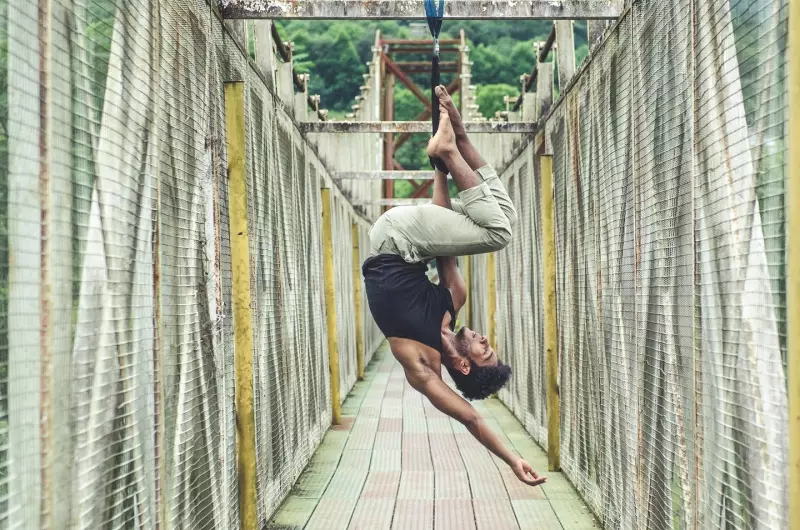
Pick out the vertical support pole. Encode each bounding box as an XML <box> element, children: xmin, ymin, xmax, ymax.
<box><xmin>225</xmin><ymin>82</ymin><xmax>258</xmax><ymax>530</ymax></box>
<box><xmin>321</xmin><ymin>188</ymin><xmax>342</xmax><ymax>424</ymax></box>
<box><xmin>554</xmin><ymin>20</ymin><xmax>576</xmax><ymax>91</ymax></box>
<box><xmin>487</xmin><ymin>252</ymin><xmax>497</xmax><ymax>348</ymax></box>
<box><xmin>253</xmin><ymin>20</ymin><xmax>275</xmax><ymax>87</ymax></box>
<box><xmin>522</xmin><ymin>72</ymin><xmax>538</xmax><ymax>122</ymax></box>
<box><xmin>540</xmin><ymin>154</ymin><xmax>560</xmax><ymax>472</ymax></box>
<box><xmin>294</xmin><ymin>74</ymin><xmax>309</xmax><ymax>121</ymax></box>
<box><xmin>537</xmin><ymin>59</ymin><xmax>554</xmax><ymax>120</ymax></box>
<box><xmin>383</xmin><ymin>70</ymin><xmax>395</xmax><ymax>202</ymax></box>
<box><xmin>463</xmin><ymin>256</ymin><xmax>471</xmax><ymax>329</ymax></box>
<box><xmin>225</xmin><ymin>20</ymin><xmax>248</xmax><ymax>52</ymax></box>
<box><xmin>588</xmin><ymin>20</ymin><xmax>607</xmax><ymax>47</ymax></box>
<box><xmin>277</xmin><ymin>61</ymin><xmax>295</xmax><ymax>112</ymax></box>
<box><xmin>352</xmin><ymin>223</ymin><xmax>365</xmax><ymax>380</ymax></box>
<box><xmin>789</xmin><ymin>0</ymin><xmax>799</xmax><ymax>526</ymax></box>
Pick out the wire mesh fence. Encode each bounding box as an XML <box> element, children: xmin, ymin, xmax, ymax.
<box><xmin>0</xmin><ymin>1</ymin><xmax>380</xmax><ymax>528</ymax></box>
<box><xmin>477</xmin><ymin>0</ymin><xmax>790</xmax><ymax>528</ymax></box>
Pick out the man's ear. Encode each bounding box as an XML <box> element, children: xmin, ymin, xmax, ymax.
<box><xmin>458</xmin><ymin>359</ymin><xmax>471</xmax><ymax>376</ymax></box>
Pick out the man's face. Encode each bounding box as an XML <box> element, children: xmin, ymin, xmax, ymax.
<box><xmin>457</xmin><ymin>327</ymin><xmax>498</xmax><ymax>367</ymax></box>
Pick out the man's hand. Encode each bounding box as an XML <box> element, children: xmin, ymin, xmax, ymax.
<box><xmin>511</xmin><ymin>458</ymin><xmax>547</xmax><ymax>487</ymax></box>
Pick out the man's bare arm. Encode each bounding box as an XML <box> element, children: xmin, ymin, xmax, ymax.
<box><xmin>405</xmin><ymin>365</ymin><xmax>545</xmax><ymax>486</ymax></box>
<box><xmin>431</xmin><ymin>169</ymin><xmax>467</xmax><ymax>311</ymax></box>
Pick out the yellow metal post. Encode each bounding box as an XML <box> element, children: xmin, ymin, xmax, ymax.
<box><xmin>487</xmin><ymin>253</ymin><xmax>496</xmax><ymax>347</ymax></box>
<box><xmin>322</xmin><ymin>188</ymin><xmax>342</xmax><ymax>424</ymax></box>
<box><xmin>352</xmin><ymin>223</ymin><xmax>365</xmax><ymax>380</ymax></box>
<box><xmin>463</xmin><ymin>255</ymin><xmax>471</xmax><ymax>328</ymax></box>
<box><xmin>540</xmin><ymin>154</ymin><xmax>560</xmax><ymax>471</ymax></box>
<box><xmin>225</xmin><ymin>82</ymin><xmax>258</xmax><ymax>530</ymax></box>
<box><xmin>789</xmin><ymin>2</ymin><xmax>799</xmax><ymax>527</ymax></box>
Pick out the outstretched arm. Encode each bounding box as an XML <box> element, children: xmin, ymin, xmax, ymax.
<box><xmin>405</xmin><ymin>364</ymin><xmax>546</xmax><ymax>487</ymax></box>
<box><xmin>431</xmin><ymin>169</ymin><xmax>467</xmax><ymax>312</ymax></box>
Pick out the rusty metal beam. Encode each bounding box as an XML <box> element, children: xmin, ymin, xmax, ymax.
<box><xmin>383</xmin><ymin>54</ymin><xmax>432</xmax><ymax>110</ymax></box>
<box><xmin>411</xmin><ymin>178</ymin><xmax>434</xmax><ymax>198</ymax></box>
<box><xmin>394</xmin><ymin>78</ymin><xmax>460</xmax><ymax>149</ymax></box>
<box><xmin>396</xmin><ymin>66</ymin><xmax>460</xmax><ymax>74</ymax></box>
<box><xmin>301</xmin><ymin>121</ymin><xmax>537</xmax><ymax>134</ymax></box>
<box><xmin>383</xmin><ymin>39</ymin><xmax>461</xmax><ymax>45</ymax></box>
<box><xmin>221</xmin><ymin>1</ymin><xmax>622</xmax><ymax>19</ymax></box>
<box><xmin>382</xmin><ymin>67</ymin><xmax>395</xmax><ymax>201</ymax></box>
<box><xmin>387</xmin><ymin>46</ymin><xmax>461</xmax><ymax>54</ymax></box>
<box><xmin>395</xmin><ymin>110</ymin><xmax>431</xmax><ymax>149</ymax></box>
<box><xmin>395</xmin><ymin>61</ymin><xmax>459</xmax><ymax>69</ymax></box>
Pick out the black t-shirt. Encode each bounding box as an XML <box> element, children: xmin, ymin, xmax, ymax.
<box><xmin>362</xmin><ymin>254</ymin><xmax>456</xmax><ymax>351</ymax></box>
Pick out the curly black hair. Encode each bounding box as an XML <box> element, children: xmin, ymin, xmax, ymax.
<box><xmin>445</xmin><ymin>361</ymin><xmax>512</xmax><ymax>401</ymax></box>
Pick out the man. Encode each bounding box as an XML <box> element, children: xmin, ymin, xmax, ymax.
<box><xmin>362</xmin><ymin>86</ymin><xmax>546</xmax><ymax>487</ymax></box>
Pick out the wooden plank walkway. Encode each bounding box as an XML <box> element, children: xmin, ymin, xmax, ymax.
<box><xmin>268</xmin><ymin>343</ymin><xmax>599</xmax><ymax>530</ymax></box>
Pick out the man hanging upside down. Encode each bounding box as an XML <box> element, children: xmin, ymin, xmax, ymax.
<box><xmin>362</xmin><ymin>85</ymin><xmax>546</xmax><ymax>487</ymax></box>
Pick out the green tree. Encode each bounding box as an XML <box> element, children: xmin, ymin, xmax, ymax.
<box><xmin>476</xmin><ymin>83</ymin><xmax>519</xmax><ymax>119</ymax></box>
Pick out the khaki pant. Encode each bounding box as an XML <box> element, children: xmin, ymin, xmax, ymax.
<box><xmin>368</xmin><ymin>165</ymin><xmax>517</xmax><ymax>263</ymax></box>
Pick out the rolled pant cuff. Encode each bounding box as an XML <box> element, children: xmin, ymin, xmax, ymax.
<box><xmin>476</xmin><ymin>165</ymin><xmax>498</xmax><ymax>180</ymax></box>
<box><xmin>457</xmin><ymin>165</ymin><xmax>498</xmax><ymax>206</ymax></box>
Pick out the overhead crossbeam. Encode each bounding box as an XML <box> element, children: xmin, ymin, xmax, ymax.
<box><xmin>220</xmin><ymin>0</ymin><xmax>622</xmax><ymax>20</ymax></box>
<box><xmin>336</xmin><ymin>171</ymin><xmax>445</xmax><ymax>180</ymax></box>
<box><xmin>352</xmin><ymin>199</ymin><xmax>431</xmax><ymax>207</ymax></box>
<box><xmin>301</xmin><ymin>121</ymin><xmax>537</xmax><ymax>134</ymax></box>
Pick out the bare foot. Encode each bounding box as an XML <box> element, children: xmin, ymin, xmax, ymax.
<box><xmin>435</xmin><ymin>85</ymin><xmax>465</xmax><ymax>137</ymax></box>
<box><xmin>427</xmin><ymin>105</ymin><xmax>457</xmax><ymax>159</ymax></box>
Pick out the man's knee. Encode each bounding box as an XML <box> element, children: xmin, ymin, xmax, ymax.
<box><xmin>487</xmin><ymin>224</ymin><xmax>513</xmax><ymax>251</ymax></box>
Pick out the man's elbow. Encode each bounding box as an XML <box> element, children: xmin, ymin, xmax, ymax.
<box><xmin>451</xmin><ymin>280</ymin><xmax>467</xmax><ymax>310</ymax></box>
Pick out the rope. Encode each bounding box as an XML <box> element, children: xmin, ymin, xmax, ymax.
<box><xmin>425</xmin><ymin>0</ymin><xmax>449</xmax><ymax>174</ymax></box>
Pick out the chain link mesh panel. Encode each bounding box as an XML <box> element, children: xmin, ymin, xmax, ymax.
<box><xmin>693</xmin><ymin>0</ymin><xmax>788</xmax><ymax>527</ymax></box>
<box><xmin>0</xmin><ymin>1</ymin><xmax>380</xmax><ymax>527</ymax></box>
<box><xmin>496</xmin><ymin>148</ymin><xmax>548</xmax><ymax>447</ymax></box>
<box><xmin>474</xmin><ymin>0</ymin><xmax>790</xmax><ymax>528</ymax></box>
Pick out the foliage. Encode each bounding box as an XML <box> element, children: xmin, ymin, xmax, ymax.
<box><xmin>276</xmin><ymin>20</ymin><xmax>589</xmax><ymax>197</ymax></box>
<box><xmin>277</xmin><ymin>20</ymin><xmax>575</xmax><ymax>113</ymax></box>
<box><xmin>476</xmin><ymin>83</ymin><xmax>519</xmax><ymax>120</ymax></box>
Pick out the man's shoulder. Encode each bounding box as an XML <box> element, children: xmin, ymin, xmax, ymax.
<box><xmin>388</xmin><ymin>338</ymin><xmax>442</xmax><ymax>377</ymax></box>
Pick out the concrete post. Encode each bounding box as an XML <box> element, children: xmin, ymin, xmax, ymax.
<box><xmin>253</xmin><ymin>20</ymin><xmax>275</xmax><ymax>87</ymax></box>
<box><xmin>554</xmin><ymin>20</ymin><xmax>576</xmax><ymax>91</ymax></box>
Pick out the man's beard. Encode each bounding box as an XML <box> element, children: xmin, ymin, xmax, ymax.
<box><xmin>454</xmin><ymin>327</ymin><xmax>468</xmax><ymax>354</ymax></box>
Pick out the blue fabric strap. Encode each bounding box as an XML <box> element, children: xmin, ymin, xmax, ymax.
<box><xmin>426</xmin><ymin>0</ymin><xmax>448</xmax><ymax>173</ymax></box>
<box><xmin>424</xmin><ymin>0</ymin><xmax>445</xmax><ymax>39</ymax></box>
